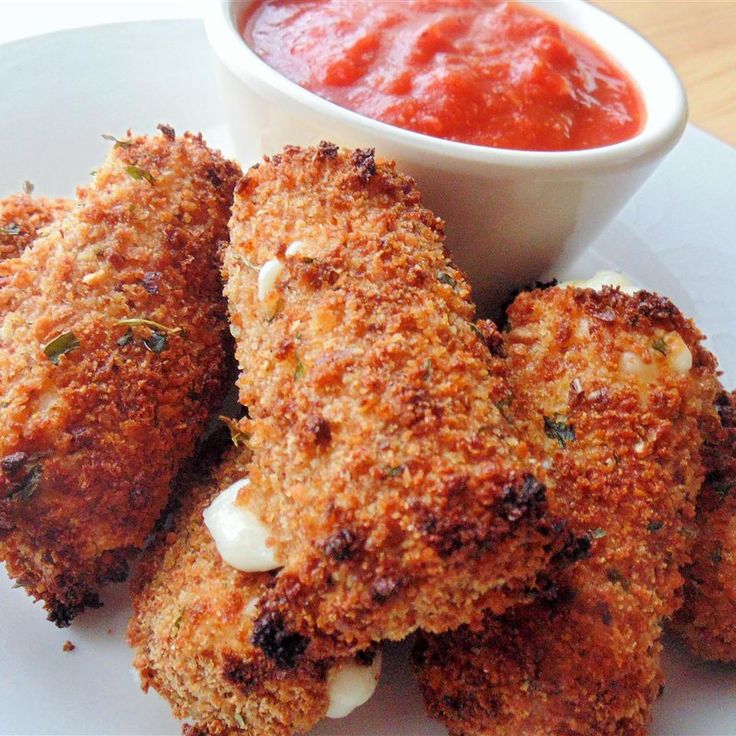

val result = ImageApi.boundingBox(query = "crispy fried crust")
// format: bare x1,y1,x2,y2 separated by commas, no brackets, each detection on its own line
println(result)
413,285,719,736
0,194,72,261
671,389,736,662
225,143,558,661
129,437,350,736
0,129,240,625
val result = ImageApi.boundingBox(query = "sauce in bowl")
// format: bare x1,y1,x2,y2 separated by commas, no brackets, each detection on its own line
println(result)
243,0,644,152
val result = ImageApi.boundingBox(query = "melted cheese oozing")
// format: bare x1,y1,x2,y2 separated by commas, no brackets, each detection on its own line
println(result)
257,258,284,302
203,478,281,572
285,239,306,257
326,651,383,719
666,332,693,373
620,331,693,379
560,270,638,295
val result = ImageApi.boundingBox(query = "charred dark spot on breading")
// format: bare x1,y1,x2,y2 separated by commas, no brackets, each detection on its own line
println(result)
251,611,309,669
496,475,546,524
371,576,402,603
1,452,28,475
141,271,161,294
318,141,339,159
716,390,736,428
222,652,265,695
443,695,464,712
321,528,361,561
550,529,592,568
597,601,613,625
305,414,332,445
533,575,576,609
350,148,377,184
48,591,103,627
98,548,131,584
157,123,175,140
633,292,679,323
206,167,224,187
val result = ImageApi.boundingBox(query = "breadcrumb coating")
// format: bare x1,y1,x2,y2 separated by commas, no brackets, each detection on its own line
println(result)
225,143,561,662
413,285,719,735
129,434,364,736
671,389,736,662
0,128,239,625
0,194,72,261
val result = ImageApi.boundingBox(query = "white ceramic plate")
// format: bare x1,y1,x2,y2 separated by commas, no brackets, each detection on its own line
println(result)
1,19,735,736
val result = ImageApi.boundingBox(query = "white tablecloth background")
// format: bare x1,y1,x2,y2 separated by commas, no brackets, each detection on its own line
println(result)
0,0,204,45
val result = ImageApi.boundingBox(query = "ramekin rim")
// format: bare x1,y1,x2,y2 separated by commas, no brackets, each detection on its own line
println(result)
205,0,688,172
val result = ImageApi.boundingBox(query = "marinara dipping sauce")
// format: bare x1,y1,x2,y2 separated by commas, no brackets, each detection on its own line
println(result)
242,0,644,152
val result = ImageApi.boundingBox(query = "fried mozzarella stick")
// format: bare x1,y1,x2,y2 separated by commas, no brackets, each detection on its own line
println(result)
671,389,736,662
0,127,239,625
129,435,381,736
223,143,558,662
1,192,72,260
413,282,719,735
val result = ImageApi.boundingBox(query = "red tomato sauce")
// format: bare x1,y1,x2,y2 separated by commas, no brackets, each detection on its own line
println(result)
243,0,644,152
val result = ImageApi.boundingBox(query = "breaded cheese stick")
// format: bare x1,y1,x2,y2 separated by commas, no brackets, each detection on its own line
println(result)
1,193,72,261
0,127,239,625
413,281,719,735
223,142,561,663
671,389,736,662
129,435,381,736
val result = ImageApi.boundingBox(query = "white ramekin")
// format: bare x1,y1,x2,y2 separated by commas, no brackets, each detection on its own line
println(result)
206,0,687,312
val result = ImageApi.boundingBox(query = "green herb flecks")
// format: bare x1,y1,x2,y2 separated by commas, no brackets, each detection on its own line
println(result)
236,254,260,272
143,331,167,354
385,465,404,478
117,318,182,335
220,416,250,448
1,222,20,236
294,357,305,380
8,463,42,501
125,165,155,185
470,323,484,341
43,331,80,364
647,519,664,532
590,528,607,539
712,479,736,499
116,328,134,347
102,133,133,149
234,712,246,730
23,180,34,195
496,396,514,424
543,415,575,448
172,608,186,636
422,358,432,381
651,337,668,356
711,543,723,564
437,272,457,289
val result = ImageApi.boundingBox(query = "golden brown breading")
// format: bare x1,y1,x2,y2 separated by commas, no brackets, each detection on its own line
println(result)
224,143,561,663
0,127,240,626
129,436,377,736
0,194,72,261
671,389,736,662
128,436,327,736
413,284,720,736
